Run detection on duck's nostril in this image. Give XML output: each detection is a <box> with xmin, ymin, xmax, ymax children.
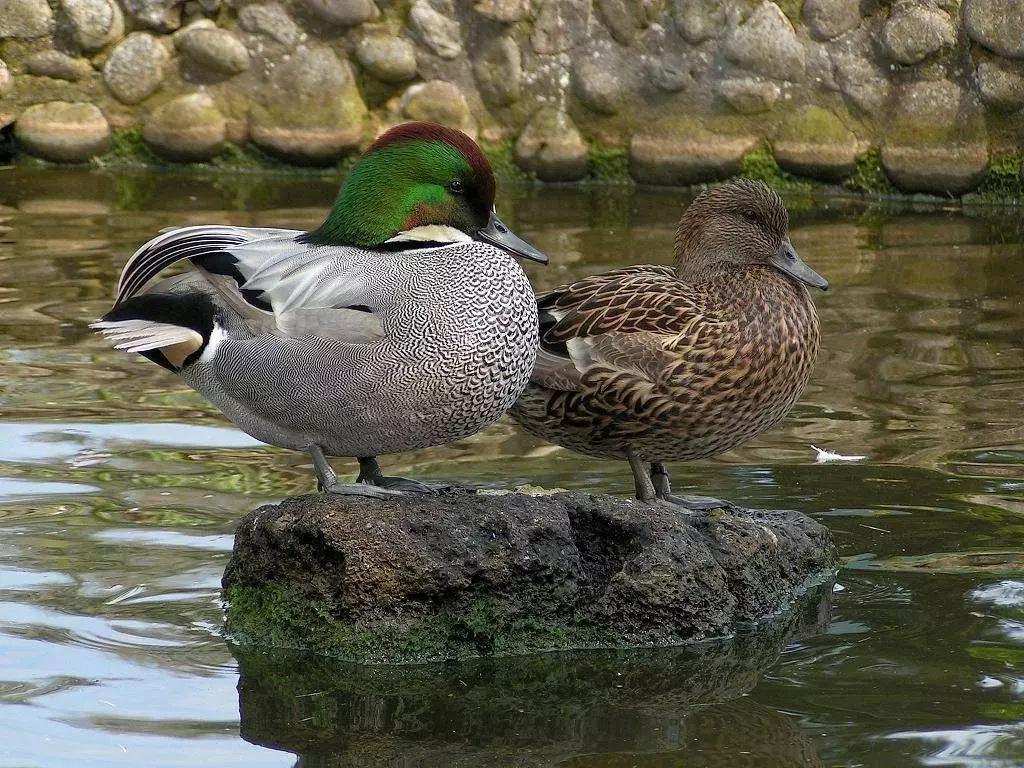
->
<box><xmin>495</xmin><ymin>223</ymin><xmax>508</xmax><ymax>234</ymax></box>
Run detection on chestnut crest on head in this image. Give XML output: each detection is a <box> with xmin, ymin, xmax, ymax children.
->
<box><xmin>301</xmin><ymin>122</ymin><xmax>546</xmax><ymax>263</ymax></box>
<box><xmin>673</xmin><ymin>179</ymin><xmax>828</xmax><ymax>290</ymax></box>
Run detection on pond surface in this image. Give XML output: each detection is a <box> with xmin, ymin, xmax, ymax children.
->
<box><xmin>1</xmin><ymin>166</ymin><xmax>1023</xmax><ymax>767</ymax></box>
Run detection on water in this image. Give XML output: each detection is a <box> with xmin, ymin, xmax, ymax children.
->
<box><xmin>1</xmin><ymin>166</ymin><xmax>1023</xmax><ymax>767</ymax></box>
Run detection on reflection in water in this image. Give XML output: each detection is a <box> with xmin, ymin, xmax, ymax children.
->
<box><xmin>1</xmin><ymin>168</ymin><xmax>1023</xmax><ymax>766</ymax></box>
<box><xmin>235</xmin><ymin>586</ymin><xmax>829</xmax><ymax>767</ymax></box>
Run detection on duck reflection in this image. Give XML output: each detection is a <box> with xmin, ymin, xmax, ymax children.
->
<box><xmin>232</xmin><ymin>583</ymin><xmax>830</xmax><ymax>767</ymax></box>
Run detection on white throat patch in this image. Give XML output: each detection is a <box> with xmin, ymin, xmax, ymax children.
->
<box><xmin>385</xmin><ymin>225</ymin><xmax>472</xmax><ymax>245</ymax></box>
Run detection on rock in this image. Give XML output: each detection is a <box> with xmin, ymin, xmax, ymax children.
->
<box><xmin>103</xmin><ymin>32</ymin><xmax>170</xmax><ymax>104</ymax></box>
<box><xmin>409</xmin><ymin>0</ymin><xmax>462</xmax><ymax>59</ymax></box>
<box><xmin>881</xmin><ymin>80</ymin><xmax>989</xmax><ymax>194</ymax></box>
<box><xmin>802</xmin><ymin>0</ymin><xmax>860</xmax><ymax>41</ymax></box>
<box><xmin>142</xmin><ymin>92</ymin><xmax>226</xmax><ymax>161</ymax></box>
<box><xmin>238</xmin><ymin>3</ymin><xmax>302</xmax><ymax>49</ymax></box>
<box><xmin>630</xmin><ymin>116</ymin><xmax>761</xmax><ymax>184</ymax></box>
<box><xmin>250</xmin><ymin>44</ymin><xmax>366</xmax><ymax>164</ymax></box>
<box><xmin>532</xmin><ymin>0</ymin><xmax>590</xmax><ymax>54</ymax></box>
<box><xmin>963</xmin><ymin>0</ymin><xmax>1024</xmax><ymax>59</ymax></box>
<box><xmin>400</xmin><ymin>80</ymin><xmax>476</xmax><ymax>138</ymax></box>
<box><xmin>473</xmin><ymin>36</ymin><xmax>522</xmax><ymax>106</ymax></box>
<box><xmin>26</xmin><ymin>50</ymin><xmax>93</xmax><ymax>81</ymax></box>
<box><xmin>514</xmin><ymin>108</ymin><xmax>588</xmax><ymax>181</ymax></box>
<box><xmin>60</xmin><ymin>0</ymin><xmax>124</xmax><ymax>52</ymax></box>
<box><xmin>472</xmin><ymin>0</ymin><xmax>530</xmax><ymax>22</ymax></box>
<box><xmin>672</xmin><ymin>0</ymin><xmax>727</xmax><ymax>44</ymax></box>
<box><xmin>647</xmin><ymin>48</ymin><xmax>711</xmax><ymax>92</ymax></box>
<box><xmin>719</xmin><ymin>76</ymin><xmax>781</xmax><ymax>113</ymax></box>
<box><xmin>881</xmin><ymin>1</ymin><xmax>956</xmax><ymax>65</ymax></box>
<box><xmin>829</xmin><ymin>28</ymin><xmax>891</xmax><ymax>114</ymax></box>
<box><xmin>0</xmin><ymin>0</ymin><xmax>53</xmax><ymax>39</ymax></box>
<box><xmin>975</xmin><ymin>58</ymin><xmax>1024</xmax><ymax>110</ymax></box>
<box><xmin>176</xmin><ymin>26</ymin><xmax>250</xmax><ymax>75</ymax></box>
<box><xmin>597</xmin><ymin>0</ymin><xmax>657</xmax><ymax>46</ymax></box>
<box><xmin>725</xmin><ymin>1</ymin><xmax>806</xmax><ymax>82</ymax></box>
<box><xmin>232</xmin><ymin>591</ymin><xmax>830</xmax><ymax>761</ymax></box>
<box><xmin>120</xmin><ymin>0</ymin><xmax>184</xmax><ymax>31</ymax></box>
<box><xmin>0</xmin><ymin>59</ymin><xmax>11</xmax><ymax>98</ymax></box>
<box><xmin>222</xmin><ymin>490</ymin><xmax>836</xmax><ymax>662</ymax></box>
<box><xmin>298</xmin><ymin>0</ymin><xmax>379</xmax><ymax>27</ymax></box>
<box><xmin>355</xmin><ymin>33</ymin><xmax>418</xmax><ymax>83</ymax></box>
<box><xmin>772</xmin><ymin>106</ymin><xmax>864</xmax><ymax>181</ymax></box>
<box><xmin>573</xmin><ymin>57</ymin><xmax>625</xmax><ymax>115</ymax></box>
<box><xmin>14</xmin><ymin>101</ymin><xmax>112</xmax><ymax>162</ymax></box>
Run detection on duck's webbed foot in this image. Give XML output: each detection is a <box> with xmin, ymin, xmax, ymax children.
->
<box><xmin>356</xmin><ymin>457</ymin><xmax>436</xmax><ymax>493</ymax></box>
<box><xmin>649</xmin><ymin>462</ymin><xmax>740</xmax><ymax>513</ymax></box>
<box><xmin>309</xmin><ymin>446</ymin><xmax>403</xmax><ymax>498</ymax></box>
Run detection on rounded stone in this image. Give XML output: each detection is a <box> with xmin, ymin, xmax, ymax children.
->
<box><xmin>14</xmin><ymin>101</ymin><xmax>112</xmax><ymax>162</ymax></box>
<box><xmin>142</xmin><ymin>92</ymin><xmax>227</xmax><ymax>161</ymax></box>
<box><xmin>26</xmin><ymin>50</ymin><xmax>93</xmax><ymax>81</ymax></box>
<box><xmin>672</xmin><ymin>0</ymin><xmax>727</xmax><ymax>44</ymax></box>
<box><xmin>802</xmin><ymin>0</ymin><xmax>861</xmax><ymax>41</ymax></box>
<box><xmin>473</xmin><ymin>36</ymin><xmax>522</xmax><ymax>106</ymax></box>
<box><xmin>532</xmin><ymin>0</ymin><xmax>589</xmax><ymax>54</ymax></box>
<box><xmin>597</xmin><ymin>0</ymin><xmax>654</xmax><ymax>46</ymax></box>
<box><xmin>298</xmin><ymin>0</ymin><xmax>379</xmax><ymax>26</ymax></box>
<box><xmin>0</xmin><ymin>0</ymin><xmax>53</xmax><ymax>39</ymax></box>
<box><xmin>177</xmin><ymin>26</ymin><xmax>250</xmax><ymax>75</ymax></box>
<box><xmin>60</xmin><ymin>0</ymin><xmax>124</xmax><ymax>52</ymax></box>
<box><xmin>400</xmin><ymin>80</ymin><xmax>476</xmax><ymax>138</ymax></box>
<box><xmin>355</xmin><ymin>34</ymin><xmax>418</xmax><ymax>83</ymax></box>
<box><xmin>881</xmin><ymin>2</ymin><xmax>956</xmax><ymax>65</ymax></box>
<box><xmin>103</xmin><ymin>32</ymin><xmax>170</xmax><ymax>104</ymax></box>
<box><xmin>829</xmin><ymin>28</ymin><xmax>891</xmax><ymax>114</ymax></box>
<box><xmin>514</xmin><ymin>107</ymin><xmax>588</xmax><ymax>182</ymax></box>
<box><xmin>629</xmin><ymin>117</ymin><xmax>760</xmax><ymax>185</ymax></box>
<box><xmin>409</xmin><ymin>0</ymin><xmax>462</xmax><ymax>59</ymax></box>
<box><xmin>249</xmin><ymin>45</ymin><xmax>366</xmax><ymax>164</ymax></box>
<box><xmin>725</xmin><ymin>1</ymin><xmax>806</xmax><ymax>82</ymax></box>
<box><xmin>975</xmin><ymin>59</ymin><xmax>1024</xmax><ymax>110</ymax></box>
<box><xmin>120</xmin><ymin>0</ymin><xmax>184</xmax><ymax>31</ymax></box>
<box><xmin>881</xmin><ymin>144</ymin><xmax>989</xmax><ymax>195</ymax></box>
<box><xmin>238</xmin><ymin>3</ymin><xmax>302</xmax><ymax>49</ymax></box>
<box><xmin>718</xmin><ymin>77</ymin><xmax>780</xmax><ymax>114</ymax></box>
<box><xmin>964</xmin><ymin>0</ymin><xmax>1024</xmax><ymax>59</ymax></box>
<box><xmin>573</xmin><ymin>58</ymin><xmax>625</xmax><ymax>115</ymax></box>
<box><xmin>772</xmin><ymin>106</ymin><xmax>864</xmax><ymax>181</ymax></box>
<box><xmin>472</xmin><ymin>0</ymin><xmax>530</xmax><ymax>22</ymax></box>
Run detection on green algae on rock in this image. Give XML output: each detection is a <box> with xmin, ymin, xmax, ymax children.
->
<box><xmin>221</xmin><ymin>490</ymin><xmax>837</xmax><ymax>663</ymax></box>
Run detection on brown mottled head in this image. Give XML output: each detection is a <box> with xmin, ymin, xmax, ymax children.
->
<box><xmin>673</xmin><ymin>179</ymin><xmax>827</xmax><ymax>290</ymax></box>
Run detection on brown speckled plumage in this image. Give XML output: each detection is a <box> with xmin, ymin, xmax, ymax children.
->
<box><xmin>510</xmin><ymin>179</ymin><xmax>827</xmax><ymax>502</ymax></box>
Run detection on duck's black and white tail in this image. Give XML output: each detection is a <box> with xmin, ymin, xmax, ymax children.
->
<box><xmin>90</xmin><ymin>292</ymin><xmax>217</xmax><ymax>372</ymax></box>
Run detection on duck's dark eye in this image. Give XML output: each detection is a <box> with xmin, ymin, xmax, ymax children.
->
<box><xmin>448</xmin><ymin>179</ymin><xmax>465</xmax><ymax>194</ymax></box>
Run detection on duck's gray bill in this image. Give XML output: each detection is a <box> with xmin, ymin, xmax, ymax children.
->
<box><xmin>772</xmin><ymin>241</ymin><xmax>829</xmax><ymax>291</ymax></box>
<box><xmin>477</xmin><ymin>213</ymin><xmax>548</xmax><ymax>264</ymax></box>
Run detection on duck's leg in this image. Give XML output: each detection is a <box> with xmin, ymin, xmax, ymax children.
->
<box><xmin>356</xmin><ymin>457</ymin><xmax>435</xmax><ymax>494</ymax></box>
<box><xmin>649</xmin><ymin>461</ymin><xmax>739</xmax><ymax>512</ymax></box>
<box><xmin>627</xmin><ymin>449</ymin><xmax>658</xmax><ymax>502</ymax></box>
<box><xmin>309</xmin><ymin>446</ymin><xmax>400</xmax><ymax>499</ymax></box>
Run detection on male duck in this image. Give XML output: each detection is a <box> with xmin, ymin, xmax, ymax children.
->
<box><xmin>510</xmin><ymin>179</ymin><xmax>827</xmax><ymax>506</ymax></box>
<box><xmin>93</xmin><ymin>122</ymin><xmax>547</xmax><ymax>497</ymax></box>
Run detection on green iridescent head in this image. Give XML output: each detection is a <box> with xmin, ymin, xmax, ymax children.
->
<box><xmin>302</xmin><ymin>122</ymin><xmax>546</xmax><ymax>263</ymax></box>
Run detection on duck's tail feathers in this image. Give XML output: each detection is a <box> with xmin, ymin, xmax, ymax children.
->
<box><xmin>113</xmin><ymin>225</ymin><xmax>303</xmax><ymax>307</ymax></box>
<box><xmin>91</xmin><ymin>292</ymin><xmax>217</xmax><ymax>371</ymax></box>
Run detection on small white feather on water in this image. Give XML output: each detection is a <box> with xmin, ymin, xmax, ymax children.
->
<box><xmin>811</xmin><ymin>445</ymin><xmax>867</xmax><ymax>463</ymax></box>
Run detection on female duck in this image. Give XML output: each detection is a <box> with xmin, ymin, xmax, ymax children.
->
<box><xmin>510</xmin><ymin>179</ymin><xmax>827</xmax><ymax>506</ymax></box>
<box><xmin>93</xmin><ymin>122</ymin><xmax>546</xmax><ymax>497</ymax></box>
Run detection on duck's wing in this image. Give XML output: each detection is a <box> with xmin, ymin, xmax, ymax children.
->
<box><xmin>531</xmin><ymin>266</ymin><xmax>728</xmax><ymax>391</ymax></box>
<box><xmin>110</xmin><ymin>224</ymin><xmax>385</xmax><ymax>343</ymax></box>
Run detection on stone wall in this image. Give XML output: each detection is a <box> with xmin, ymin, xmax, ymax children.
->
<box><xmin>1</xmin><ymin>0</ymin><xmax>1023</xmax><ymax>194</ymax></box>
